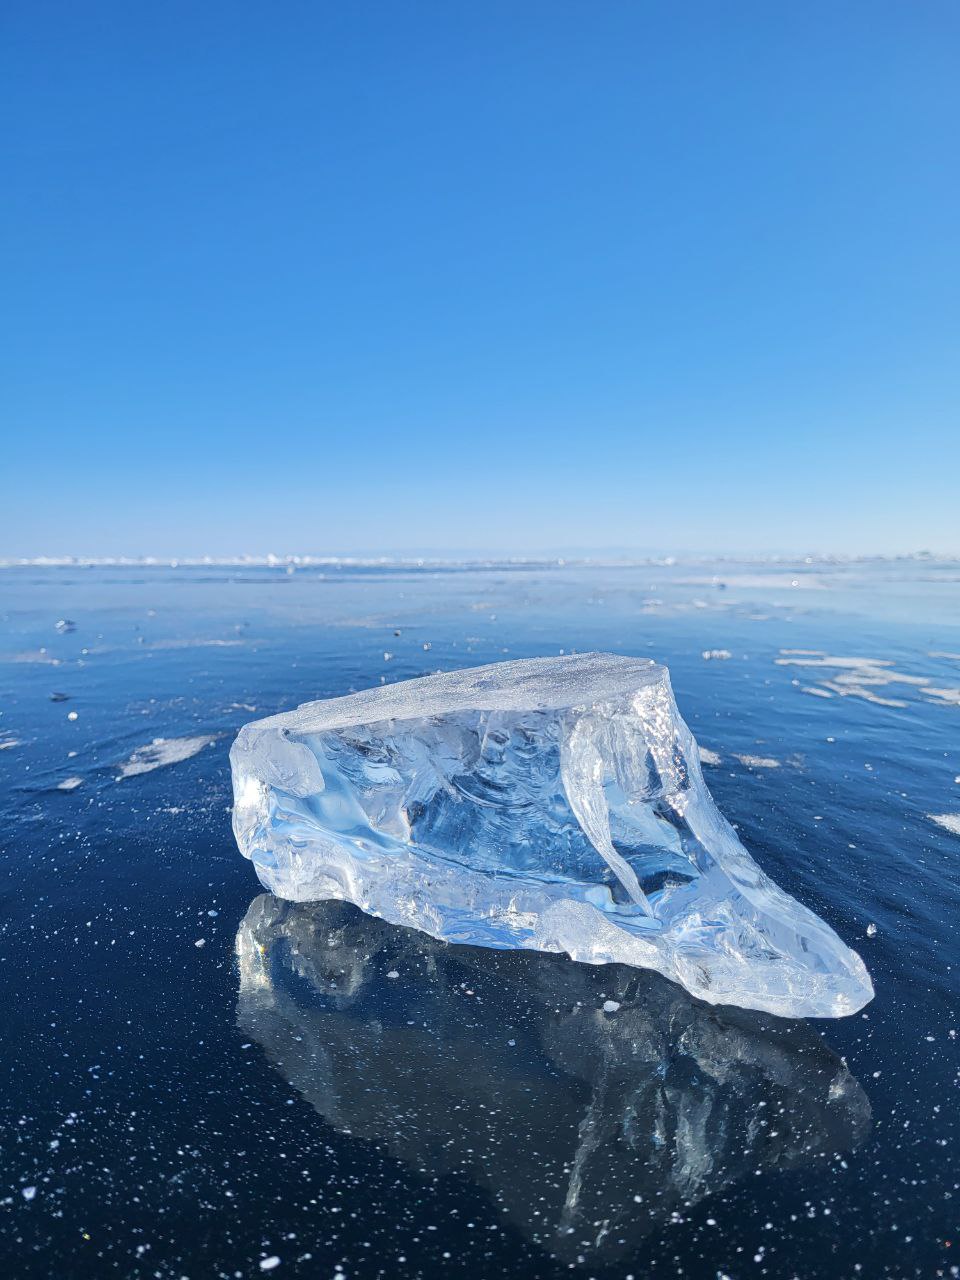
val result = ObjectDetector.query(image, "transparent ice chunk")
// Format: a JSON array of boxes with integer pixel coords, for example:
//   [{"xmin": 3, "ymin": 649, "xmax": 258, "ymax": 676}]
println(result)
[{"xmin": 230, "ymin": 654, "xmax": 873, "ymax": 1018}]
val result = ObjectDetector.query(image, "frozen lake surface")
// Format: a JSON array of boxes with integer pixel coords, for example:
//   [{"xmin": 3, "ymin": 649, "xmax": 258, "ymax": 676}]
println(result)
[{"xmin": 1, "ymin": 558, "xmax": 958, "ymax": 1278}]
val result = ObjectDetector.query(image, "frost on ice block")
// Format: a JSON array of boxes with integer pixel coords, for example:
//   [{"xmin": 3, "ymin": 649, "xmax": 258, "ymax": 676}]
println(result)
[{"xmin": 230, "ymin": 654, "xmax": 873, "ymax": 1018}]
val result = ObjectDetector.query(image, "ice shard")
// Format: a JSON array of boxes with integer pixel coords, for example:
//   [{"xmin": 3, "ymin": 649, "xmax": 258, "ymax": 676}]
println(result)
[{"xmin": 230, "ymin": 654, "xmax": 873, "ymax": 1018}]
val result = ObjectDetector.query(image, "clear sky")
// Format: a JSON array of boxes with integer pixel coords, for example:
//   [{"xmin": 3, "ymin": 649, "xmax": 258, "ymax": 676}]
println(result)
[{"xmin": 3, "ymin": 1, "xmax": 958, "ymax": 559}]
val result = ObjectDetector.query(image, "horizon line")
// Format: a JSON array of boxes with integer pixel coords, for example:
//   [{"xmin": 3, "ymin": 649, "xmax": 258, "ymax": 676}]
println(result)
[{"xmin": 1, "ymin": 550, "xmax": 956, "ymax": 570}]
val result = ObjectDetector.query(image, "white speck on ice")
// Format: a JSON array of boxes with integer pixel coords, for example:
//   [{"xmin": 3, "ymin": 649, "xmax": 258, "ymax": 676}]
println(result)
[
  {"xmin": 22, "ymin": 1186, "xmax": 36, "ymax": 1201},
  {"xmin": 386, "ymin": 970, "xmax": 399, "ymax": 979},
  {"xmin": 866, "ymin": 923, "xmax": 877, "ymax": 937},
  {"xmin": 259, "ymin": 1258, "xmax": 281, "ymax": 1272},
  {"xmin": 194, "ymin": 938, "xmax": 206, "ymax": 948},
  {"xmin": 701, "ymin": 649, "xmax": 731, "ymax": 661},
  {"xmin": 698, "ymin": 746, "xmax": 722, "ymax": 767},
  {"xmin": 602, "ymin": 1000, "xmax": 621, "ymax": 1013},
  {"xmin": 67, "ymin": 710, "xmax": 79, "ymax": 721},
  {"xmin": 57, "ymin": 776, "xmax": 83, "ymax": 791}
]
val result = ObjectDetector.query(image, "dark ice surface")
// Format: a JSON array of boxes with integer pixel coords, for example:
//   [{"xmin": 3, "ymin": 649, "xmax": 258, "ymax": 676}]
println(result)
[{"xmin": 1, "ymin": 558, "xmax": 958, "ymax": 1279}]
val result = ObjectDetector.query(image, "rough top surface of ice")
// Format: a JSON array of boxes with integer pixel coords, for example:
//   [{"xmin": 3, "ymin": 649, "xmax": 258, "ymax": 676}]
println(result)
[
  {"xmin": 249, "ymin": 653, "xmax": 664, "ymax": 733},
  {"xmin": 230, "ymin": 653, "xmax": 873, "ymax": 1018}
]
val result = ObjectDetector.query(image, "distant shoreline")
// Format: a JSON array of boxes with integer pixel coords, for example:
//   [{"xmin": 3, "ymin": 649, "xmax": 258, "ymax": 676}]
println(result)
[{"xmin": 1, "ymin": 551, "xmax": 956, "ymax": 571}]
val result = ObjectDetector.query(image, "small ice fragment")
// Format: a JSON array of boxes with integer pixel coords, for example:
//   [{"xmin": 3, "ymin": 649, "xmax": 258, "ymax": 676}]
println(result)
[
  {"xmin": 194, "ymin": 938, "xmax": 206, "ymax": 948},
  {"xmin": 698, "ymin": 746, "xmax": 722, "ymax": 767},
  {"xmin": 57, "ymin": 776, "xmax": 83, "ymax": 791},
  {"xmin": 866, "ymin": 923, "xmax": 877, "ymax": 937},
  {"xmin": 0, "ymin": 736, "xmax": 21, "ymax": 750},
  {"xmin": 507, "ymin": 1038, "xmax": 516, "ymax": 1046},
  {"xmin": 386, "ymin": 969, "xmax": 399, "ymax": 979},
  {"xmin": 602, "ymin": 1000, "xmax": 621, "ymax": 1013},
  {"xmin": 67, "ymin": 711, "xmax": 79, "ymax": 722},
  {"xmin": 259, "ymin": 1259, "xmax": 281, "ymax": 1272},
  {"xmin": 208, "ymin": 909, "xmax": 219, "ymax": 917},
  {"xmin": 701, "ymin": 649, "xmax": 731, "ymax": 661},
  {"xmin": 230, "ymin": 655, "xmax": 873, "ymax": 1018},
  {"xmin": 54, "ymin": 619, "xmax": 76, "ymax": 633},
  {"xmin": 22, "ymin": 1186, "xmax": 36, "ymax": 1201},
  {"xmin": 929, "ymin": 813, "xmax": 960, "ymax": 836}
]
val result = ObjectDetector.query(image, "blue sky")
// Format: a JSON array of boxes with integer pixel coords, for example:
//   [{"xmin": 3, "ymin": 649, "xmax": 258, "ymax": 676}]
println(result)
[{"xmin": 3, "ymin": 1, "xmax": 958, "ymax": 558}]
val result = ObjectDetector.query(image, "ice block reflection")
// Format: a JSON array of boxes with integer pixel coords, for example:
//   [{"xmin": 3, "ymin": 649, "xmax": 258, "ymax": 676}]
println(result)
[{"xmin": 236, "ymin": 896, "xmax": 871, "ymax": 1265}]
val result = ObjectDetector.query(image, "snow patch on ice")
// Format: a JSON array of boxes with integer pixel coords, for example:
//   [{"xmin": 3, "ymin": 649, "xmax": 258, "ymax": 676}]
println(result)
[
  {"xmin": 923, "ymin": 687, "xmax": 960, "ymax": 707},
  {"xmin": 929, "ymin": 813, "xmax": 960, "ymax": 836},
  {"xmin": 736, "ymin": 754, "xmax": 781, "ymax": 770},
  {"xmin": 776, "ymin": 652, "xmax": 929, "ymax": 707},
  {"xmin": 117, "ymin": 734, "xmax": 217, "ymax": 779}
]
